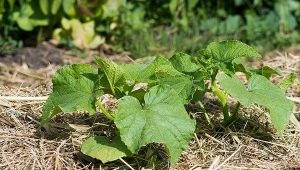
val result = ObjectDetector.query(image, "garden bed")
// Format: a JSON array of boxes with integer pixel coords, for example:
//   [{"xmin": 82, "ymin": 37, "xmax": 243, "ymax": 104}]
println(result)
[{"xmin": 0, "ymin": 46, "xmax": 299, "ymax": 170}]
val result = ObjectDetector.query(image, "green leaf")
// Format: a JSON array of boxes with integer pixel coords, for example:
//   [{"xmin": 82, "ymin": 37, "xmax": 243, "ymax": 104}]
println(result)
[
  {"xmin": 143, "ymin": 56, "xmax": 183, "ymax": 80},
  {"xmin": 250, "ymin": 66, "xmax": 281, "ymax": 79},
  {"xmin": 121, "ymin": 63, "xmax": 147, "ymax": 83},
  {"xmin": 63, "ymin": 0, "xmax": 76, "ymax": 16},
  {"xmin": 41, "ymin": 64, "xmax": 102, "ymax": 124},
  {"xmin": 169, "ymin": 52, "xmax": 200, "ymax": 73},
  {"xmin": 101, "ymin": 0, "xmax": 123, "ymax": 19},
  {"xmin": 158, "ymin": 76, "xmax": 195, "ymax": 102},
  {"xmin": 81, "ymin": 136, "xmax": 131, "ymax": 163},
  {"xmin": 95, "ymin": 57, "xmax": 125, "ymax": 95},
  {"xmin": 205, "ymin": 40, "xmax": 261, "ymax": 63},
  {"xmin": 121, "ymin": 57, "xmax": 182, "ymax": 83},
  {"xmin": 51, "ymin": 0, "xmax": 62, "ymax": 14},
  {"xmin": 8, "ymin": 0, "xmax": 15, "ymax": 10},
  {"xmin": 17, "ymin": 17, "xmax": 34, "ymax": 31},
  {"xmin": 41, "ymin": 95, "xmax": 62, "ymax": 124},
  {"xmin": 115, "ymin": 85, "xmax": 195, "ymax": 164},
  {"xmin": 233, "ymin": 63, "xmax": 251, "ymax": 78},
  {"xmin": 169, "ymin": 0, "xmax": 178, "ymax": 15},
  {"xmin": 217, "ymin": 73, "xmax": 294, "ymax": 133},
  {"xmin": 278, "ymin": 73, "xmax": 297, "ymax": 91},
  {"xmin": 39, "ymin": 0, "xmax": 49, "ymax": 15},
  {"xmin": 154, "ymin": 65, "xmax": 183, "ymax": 77}
]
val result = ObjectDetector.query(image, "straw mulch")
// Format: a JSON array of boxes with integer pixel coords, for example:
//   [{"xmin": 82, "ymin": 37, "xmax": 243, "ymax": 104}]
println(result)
[{"xmin": 0, "ymin": 48, "xmax": 299, "ymax": 170}]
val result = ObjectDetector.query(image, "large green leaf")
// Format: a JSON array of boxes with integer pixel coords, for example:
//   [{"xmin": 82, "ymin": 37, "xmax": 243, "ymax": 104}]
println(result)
[
  {"xmin": 81, "ymin": 136, "xmax": 131, "ymax": 163},
  {"xmin": 205, "ymin": 40, "xmax": 261, "ymax": 63},
  {"xmin": 217, "ymin": 73, "xmax": 294, "ymax": 133},
  {"xmin": 41, "ymin": 64, "xmax": 102, "ymax": 124},
  {"xmin": 115, "ymin": 85, "xmax": 195, "ymax": 164},
  {"xmin": 169, "ymin": 52, "xmax": 200, "ymax": 73},
  {"xmin": 95, "ymin": 57, "xmax": 125, "ymax": 95}
]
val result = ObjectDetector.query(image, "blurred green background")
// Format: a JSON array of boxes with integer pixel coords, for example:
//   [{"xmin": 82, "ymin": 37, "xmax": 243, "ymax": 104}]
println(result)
[{"xmin": 1, "ymin": 0, "xmax": 300, "ymax": 58}]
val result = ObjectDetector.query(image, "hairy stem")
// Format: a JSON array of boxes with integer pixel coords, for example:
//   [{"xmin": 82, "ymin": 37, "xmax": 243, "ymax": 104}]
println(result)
[
  {"xmin": 95, "ymin": 100, "xmax": 115, "ymax": 120},
  {"xmin": 197, "ymin": 101, "xmax": 214, "ymax": 129},
  {"xmin": 222, "ymin": 103, "xmax": 230, "ymax": 123},
  {"xmin": 232, "ymin": 102, "xmax": 241, "ymax": 119},
  {"xmin": 211, "ymin": 69, "xmax": 219, "ymax": 84},
  {"xmin": 223, "ymin": 102, "xmax": 241, "ymax": 126}
]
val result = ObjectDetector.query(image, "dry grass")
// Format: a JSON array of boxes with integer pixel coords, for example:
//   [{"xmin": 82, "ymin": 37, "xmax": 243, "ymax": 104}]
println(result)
[{"xmin": 0, "ymin": 49, "xmax": 300, "ymax": 170}]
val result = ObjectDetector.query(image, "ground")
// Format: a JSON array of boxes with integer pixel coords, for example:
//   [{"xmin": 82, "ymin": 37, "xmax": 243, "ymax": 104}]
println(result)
[{"xmin": 0, "ymin": 43, "xmax": 299, "ymax": 170}]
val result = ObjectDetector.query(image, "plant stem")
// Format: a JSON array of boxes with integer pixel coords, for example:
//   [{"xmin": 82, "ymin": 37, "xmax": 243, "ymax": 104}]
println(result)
[
  {"xmin": 197, "ymin": 101, "xmax": 214, "ymax": 129},
  {"xmin": 95, "ymin": 100, "xmax": 115, "ymax": 120},
  {"xmin": 232, "ymin": 102, "xmax": 241, "ymax": 119},
  {"xmin": 223, "ymin": 102, "xmax": 241, "ymax": 126},
  {"xmin": 211, "ymin": 69, "xmax": 219, "ymax": 84},
  {"xmin": 222, "ymin": 103, "xmax": 230, "ymax": 123}
]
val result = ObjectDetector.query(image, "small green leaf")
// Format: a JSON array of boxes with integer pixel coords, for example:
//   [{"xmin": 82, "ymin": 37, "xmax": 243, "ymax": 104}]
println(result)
[
  {"xmin": 250, "ymin": 66, "xmax": 281, "ymax": 79},
  {"xmin": 122, "ymin": 57, "xmax": 182, "ymax": 83},
  {"xmin": 115, "ymin": 85, "xmax": 195, "ymax": 164},
  {"xmin": 17, "ymin": 17, "xmax": 34, "ymax": 31},
  {"xmin": 169, "ymin": 52, "xmax": 200, "ymax": 73},
  {"xmin": 121, "ymin": 63, "xmax": 147, "ymax": 83},
  {"xmin": 41, "ymin": 64, "xmax": 102, "ymax": 124},
  {"xmin": 278, "ymin": 72, "xmax": 297, "ymax": 91},
  {"xmin": 141, "ymin": 56, "xmax": 175, "ymax": 78},
  {"xmin": 217, "ymin": 73, "xmax": 294, "ymax": 133},
  {"xmin": 41, "ymin": 95, "xmax": 62, "ymax": 124},
  {"xmin": 233, "ymin": 63, "xmax": 252, "ymax": 78},
  {"xmin": 39, "ymin": 0, "xmax": 49, "ymax": 15},
  {"xmin": 81, "ymin": 136, "xmax": 131, "ymax": 163},
  {"xmin": 206, "ymin": 40, "xmax": 261, "ymax": 63},
  {"xmin": 8, "ymin": 0, "xmax": 15, "ymax": 10},
  {"xmin": 51, "ymin": 0, "xmax": 62, "ymax": 14},
  {"xmin": 154, "ymin": 64, "xmax": 183, "ymax": 77},
  {"xmin": 169, "ymin": 0, "xmax": 178, "ymax": 15},
  {"xmin": 95, "ymin": 57, "xmax": 125, "ymax": 95},
  {"xmin": 63, "ymin": 0, "xmax": 76, "ymax": 16},
  {"xmin": 158, "ymin": 76, "xmax": 195, "ymax": 102}
]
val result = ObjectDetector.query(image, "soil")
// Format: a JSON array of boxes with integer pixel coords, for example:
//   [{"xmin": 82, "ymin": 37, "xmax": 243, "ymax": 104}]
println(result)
[{"xmin": 0, "ymin": 44, "xmax": 299, "ymax": 170}]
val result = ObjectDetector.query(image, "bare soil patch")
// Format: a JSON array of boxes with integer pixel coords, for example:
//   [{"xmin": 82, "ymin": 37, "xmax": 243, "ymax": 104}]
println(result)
[{"xmin": 0, "ymin": 47, "xmax": 299, "ymax": 169}]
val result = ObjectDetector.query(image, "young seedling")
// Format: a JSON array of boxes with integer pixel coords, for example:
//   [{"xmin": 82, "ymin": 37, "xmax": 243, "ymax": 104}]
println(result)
[{"xmin": 41, "ymin": 40, "xmax": 295, "ymax": 165}]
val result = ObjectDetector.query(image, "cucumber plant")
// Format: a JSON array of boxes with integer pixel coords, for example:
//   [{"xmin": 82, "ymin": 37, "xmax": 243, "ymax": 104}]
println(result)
[{"xmin": 41, "ymin": 40, "xmax": 295, "ymax": 165}]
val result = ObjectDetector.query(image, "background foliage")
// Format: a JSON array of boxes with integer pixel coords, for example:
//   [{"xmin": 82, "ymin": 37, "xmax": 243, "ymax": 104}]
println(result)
[{"xmin": 1, "ymin": 0, "xmax": 300, "ymax": 57}]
